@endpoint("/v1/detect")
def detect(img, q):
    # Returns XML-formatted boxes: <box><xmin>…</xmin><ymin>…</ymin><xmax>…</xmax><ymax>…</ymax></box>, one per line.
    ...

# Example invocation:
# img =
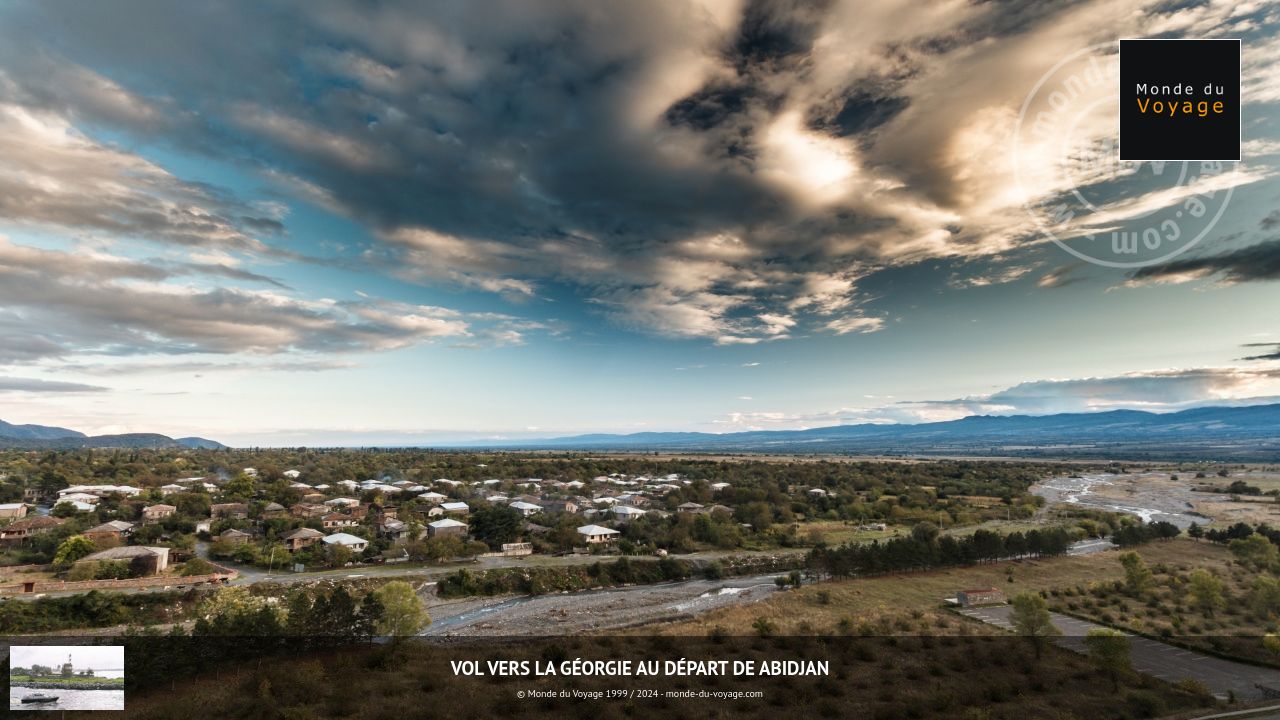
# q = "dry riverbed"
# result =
<box><xmin>423</xmin><ymin>573</ymin><xmax>783</xmax><ymax>636</ymax></box>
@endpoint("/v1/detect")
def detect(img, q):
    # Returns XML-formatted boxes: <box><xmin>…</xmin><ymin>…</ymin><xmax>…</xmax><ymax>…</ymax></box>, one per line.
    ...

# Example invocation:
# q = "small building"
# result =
<box><xmin>677</xmin><ymin>502</ymin><xmax>705</xmax><ymax>513</ymax></box>
<box><xmin>0</xmin><ymin>515</ymin><xmax>65</xmax><ymax>543</ymax></box>
<box><xmin>218</xmin><ymin>528</ymin><xmax>252</xmax><ymax>545</ymax></box>
<box><xmin>321</xmin><ymin>532</ymin><xmax>369</xmax><ymax>553</ymax></box>
<box><xmin>282</xmin><ymin>527</ymin><xmax>324</xmax><ymax>552</ymax></box>
<box><xmin>611</xmin><ymin>505</ymin><xmax>647</xmax><ymax>523</ymax></box>
<box><xmin>322</xmin><ymin>513</ymin><xmax>357</xmax><ymax>530</ymax></box>
<box><xmin>577</xmin><ymin>524</ymin><xmax>620</xmax><ymax>544</ymax></box>
<box><xmin>210</xmin><ymin>502</ymin><xmax>249</xmax><ymax>519</ymax></box>
<box><xmin>261</xmin><ymin>502</ymin><xmax>288</xmax><ymax>519</ymax></box>
<box><xmin>291</xmin><ymin>502</ymin><xmax>328</xmax><ymax>519</ymax></box>
<box><xmin>78</xmin><ymin>545</ymin><xmax>170</xmax><ymax>575</ymax></box>
<box><xmin>441</xmin><ymin>501</ymin><xmax>469</xmax><ymax>516</ymax></box>
<box><xmin>509</xmin><ymin>501</ymin><xmax>543</xmax><ymax>517</ymax></box>
<box><xmin>83</xmin><ymin>520</ymin><xmax>134</xmax><ymax>544</ymax></box>
<box><xmin>427</xmin><ymin>518</ymin><xmax>468</xmax><ymax>538</ymax></box>
<box><xmin>542</xmin><ymin>499</ymin><xmax>579</xmax><ymax>514</ymax></box>
<box><xmin>0</xmin><ymin>502</ymin><xmax>28</xmax><ymax>519</ymax></box>
<box><xmin>956</xmin><ymin>587</ymin><xmax>1006</xmax><ymax>607</ymax></box>
<box><xmin>142</xmin><ymin>504</ymin><xmax>177</xmax><ymax>522</ymax></box>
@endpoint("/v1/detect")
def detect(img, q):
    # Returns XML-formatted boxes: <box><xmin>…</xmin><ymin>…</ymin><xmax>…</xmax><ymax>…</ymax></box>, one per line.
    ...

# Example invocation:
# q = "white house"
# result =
<box><xmin>577</xmin><ymin>524</ymin><xmax>620</xmax><ymax>544</ymax></box>
<box><xmin>283</xmin><ymin>470</ymin><xmax>302</xmax><ymax>479</ymax></box>
<box><xmin>321</xmin><ymin>533</ymin><xmax>369</xmax><ymax>553</ymax></box>
<box><xmin>160</xmin><ymin>483</ymin><xmax>185</xmax><ymax>495</ymax></box>
<box><xmin>324</xmin><ymin>497</ymin><xmax>361</xmax><ymax>509</ymax></box>
<box><xmin>441</xmin><ymin>501</ymin><xmax>469</xmax><ymax>515</ymax></box>
<box><xmin>612</xmin><ymin>505</ymin><xmax>647</xmax><ymax>522</ymax></box>
<box><xmin>419</xmin><ymin>492</ymin><xmax>447</xmax><ymax>504</ymax></box>
<box><xmin>509</xmin><ymin>501</ymin><xmax>543</xmax><ymax>517</ymax></box>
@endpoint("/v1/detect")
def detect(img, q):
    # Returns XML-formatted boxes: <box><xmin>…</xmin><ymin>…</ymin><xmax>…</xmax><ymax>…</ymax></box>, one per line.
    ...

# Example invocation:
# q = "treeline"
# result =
<box><xmin>807</xmin><ymin>527</ymin><xmax>1076</xmax><ymax>579</ymax></box>
<box><xmin>436</xmin><ymin>556</ymin><xmax>694</xmax><ymax>598</ymax></box>
<box><xmin>0</xmin><ymin>589</ymin><xmax>193</xmax><ymax>633</ymax></box>
<box><xmin>1112</xmin><ymin>521</ymin><xmax>1181</xmax><ymax>547</ymax></box>
<box><xmin>1197</xmin><ymin>521</ymin><xmax>1280</xmax><ymax>545</ymax></box>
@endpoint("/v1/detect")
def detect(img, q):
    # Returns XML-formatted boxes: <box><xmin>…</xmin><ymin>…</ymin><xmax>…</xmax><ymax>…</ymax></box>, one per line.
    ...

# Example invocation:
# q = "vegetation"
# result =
<box><xmin>1010</xmin><ymin>592</ymin><xmax>1060</xmax><ymax>659</ymax></box>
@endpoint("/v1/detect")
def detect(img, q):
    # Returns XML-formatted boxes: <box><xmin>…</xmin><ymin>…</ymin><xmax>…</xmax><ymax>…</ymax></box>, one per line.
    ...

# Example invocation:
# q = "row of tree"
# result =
<box><xmin>806</xmin><ymin>526</ymin><xmax>1077</xmax><ymax>578</ymax></box>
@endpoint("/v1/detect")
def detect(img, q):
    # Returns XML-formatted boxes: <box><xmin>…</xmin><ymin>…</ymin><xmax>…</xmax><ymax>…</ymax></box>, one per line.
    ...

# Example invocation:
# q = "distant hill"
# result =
<box><xmin>0</xmin><ymin>419</ymin><xmax>84</xmax><ymax>441</ymax></box>
<box><xmin>454</xmin><ymin>403</ymin><xmax>1280</xmax><ymax>461</ymax></box>
<box><xmin>0</xmin><ymin>420</ymin><xmax>226</xmax><ymax>450</ymax></box>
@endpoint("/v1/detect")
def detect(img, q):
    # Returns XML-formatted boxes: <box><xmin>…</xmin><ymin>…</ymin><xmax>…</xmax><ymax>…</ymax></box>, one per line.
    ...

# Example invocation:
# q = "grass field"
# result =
<box><xmin>10</xmin><ymin>674</ymin><xmax>125</xmax><ymax>685</ymax></box>
<box><xmin>648</xmin><ymin>539</ymin><xmax>1228</xmax><ymax>637</ymax></box>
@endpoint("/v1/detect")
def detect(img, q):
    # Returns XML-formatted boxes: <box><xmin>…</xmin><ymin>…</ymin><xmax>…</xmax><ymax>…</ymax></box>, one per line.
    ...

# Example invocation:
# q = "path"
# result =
<box><xmin>959</xmin><ymin>604</ymin><xmax>1280</xmax><ymax>700</ymax></box>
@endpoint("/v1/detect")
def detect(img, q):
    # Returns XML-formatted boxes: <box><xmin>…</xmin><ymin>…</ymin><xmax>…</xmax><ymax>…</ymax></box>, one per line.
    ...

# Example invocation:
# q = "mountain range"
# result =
<box><xmin>5</xmin><ymin>404</ymin><xmax>1280</xmax><ymax>459</ymax></box>
<box><xmin>0</xmin><ymin>419</ymin><xmax>224</xmax><ymax>450</ymax></box>
<box><xmin>454</xmin><ymin>403</ymin><xmax>1280</xmax><ymax>461</ymax></box>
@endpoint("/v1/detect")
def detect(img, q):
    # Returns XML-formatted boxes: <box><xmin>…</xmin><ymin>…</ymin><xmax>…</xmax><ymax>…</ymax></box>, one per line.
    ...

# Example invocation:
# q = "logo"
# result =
<box><xmin>1013</xmin><ymin>43</ymin><xmax>1237</xmax><ymax>268</ymax></box>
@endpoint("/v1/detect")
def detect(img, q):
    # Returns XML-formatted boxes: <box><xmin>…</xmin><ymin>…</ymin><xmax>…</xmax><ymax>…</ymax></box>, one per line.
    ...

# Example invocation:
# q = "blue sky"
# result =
<box><xmin>1</xmin><ymin>0</ymin><xmax>1279</xmax><ymax>446</ymax></box>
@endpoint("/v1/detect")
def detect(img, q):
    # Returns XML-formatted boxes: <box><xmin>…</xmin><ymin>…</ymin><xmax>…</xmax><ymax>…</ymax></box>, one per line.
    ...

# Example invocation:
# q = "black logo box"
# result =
<box><xmin>1119</xmin><ymin>38</ymin><xmax>1240</xmax><ymax>161</ymax></box>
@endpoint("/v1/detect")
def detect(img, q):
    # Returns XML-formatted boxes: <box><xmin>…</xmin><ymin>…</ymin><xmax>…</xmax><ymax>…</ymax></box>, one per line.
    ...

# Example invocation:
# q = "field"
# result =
<box><xmin>646</xmin><ymin>540</ymin><xmax>1228</xmax><ymax>637</ymax></box>
<box><xmin>1042</xmin><ymin>542</ymin><xmax>1280</xmax><ymax>666</ymax></box>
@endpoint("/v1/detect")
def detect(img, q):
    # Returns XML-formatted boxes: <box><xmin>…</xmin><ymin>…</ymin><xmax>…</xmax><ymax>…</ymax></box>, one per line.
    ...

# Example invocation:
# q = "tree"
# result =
<box><xmin>1084</xmin><ymin>628</ymin><xmax>1131</xmax><ymax>692</ymax></box>
<box><xmin>1188</xmin><ymin>569</ymin><xmax>1225</xmax><ymax>615</ymax></box>
<box><xmin>53</xmin><ymin>535</ymin><xmax>96</xmax><ymax>567</ymax></box>
<box><xmin>911</xmin><ymin>521</ymin><xmax>939</xmax><ymax>544</ymax></box>
<box><xmin>1251</xmin><ymin>576</ymin><xmax>1280</xmax><ymax>618</ymax></box>
<box><xmin>373</xmin><ymin>580</ymin><xmax>431</xmax><ymax>636</ymax></box>
<box><xmin>1119</xmin><ymin>552</ymin><xmax>1153</xmax><ymax>595</ymax></box>
<box><xmin>468</xmin><ymin>505</ymin><xmax>523</xmax><ymax>550</ymax></box>
<box><xmin>1010</xmin><ymin>592</ymin><xmax>1060</xmax><ymax>660</ymax></box>
<box><xmin>1188</xmin><ymin>523</ymin><xmax>1204</xmax><ymax>540</ymax></box>
<box><xmin>1230</xmin><ymin>534</ymin><xmax>1278</xmax><ymax>571</ymax></box>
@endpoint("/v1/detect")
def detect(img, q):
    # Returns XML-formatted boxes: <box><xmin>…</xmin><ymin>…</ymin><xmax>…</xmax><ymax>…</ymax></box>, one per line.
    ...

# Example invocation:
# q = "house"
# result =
<box><xmin>159</xmin><ymin>484</ymin><xmax>185</xmax><ymax>496</ymax></box>
<box><xmin>418</xmin><ymin>491</ymin><xmax>448</xmax><ymax>504</ymax></box>
<box><xmin>509</xmin><ymin>501</ymin><xmax>543</xmax><ymax>517</ymax></box>
<box><xmin>0</xmin><ymin>502</ymin><xmax>28</xmax><ymax>520</ymax></box>
<box><xmin>78</xmin><ymin>545</ymin><xmax>170</xmax><ymax>575</ymax></box>
<box><xmin>808</xmin><ymin>488</ymin><xmax>829</xmax><ymax>497</ymax></box>
<box><xmin>441</xmin><ymin>501</ymin><xmax>469</xmax><ymax>516</ymax></box>
<box><xmin>380</xmin><ymin>518</ymin><xmax>411</xmax><ymax>543</ymax></box>
<box><xmin>261</xmin><ymin>502</ymin><xmax>287</xmax><ymax>519</ymax></box>
<box><xmin>322</xmin><ymin>532</ymin><xmax>369</xmax><ymax>553</ymax></box>
<box><xmin>283</xmin><ymin>470</ymin><xmax>302</xmax><ymax>479</ymax></box>
<box><xmin>282</xmin><ymin>527</ymin><xmax>324</xmax><ymax>552</ymax></box>
<box><xmin>324</xmin><ymin>497</ymin><xmax>360</xmax><ymax>510</ymax></box>
<box><xmin>56</xmin><ymin>492</ymin><xmax>101</xmax><ymax>507</ymax></box>
<box><xmin>218</xmin><ymin>528</ymin><xmax>252</xmax><ymax>545</ymax></box>
<box><xmin>542</xmin><ymin>499</ymin><xmax>579</xmax><ymax>514</ymax></box>
<box><xmin>142</xmin><ymin>504</ymin><xmax>177</xmax><ymax>522</ymax></box>
<box><xmin>427</xmin><ymin>518</ymin><xmax>468</xmax><ymax>538</ymax></box>
<box><xmin>677</xmin><ymin>502</ymin><xmax>705</xmax><ymax>514</ymax></box>
<box><xmin>0</xmin><ymin>515</ymin><xmax>65</xmax><ymax>543</ymax></box>
<box><xmin>611</xmin><ymin>505</ymin><xmax>647</xmax><ymax>523</ymax></box>
<box><xmin>710</xmin><ymin>482</ymin><xmax>731</xmax><ymax>492</ymax></box>
<box><xmin>956</xmin><ymin>587</ymin><xmax>1006</xmax><ymax>607</ymax></box>
<box><xmin>577</xmin><ymin>524</ymin><xmax>620</xmax><ymax>544</ymax></box>
<box><xmin>83</xmin><ymin>520</ymin><xmax>134</xmax><ymax>544</ymax></box>
<box><xmin>210</xmin><ymin>502</ymin><xmax>249</xmax><ymax>519</ymax></box>
<box><xmin>58</xmin><ymin>484</ymin><xmax>141</xmax><ymax>498</ymax></box>
<box><xmin>291</xmin><ymin>503</ymin><xmax>327</xmax><ymax>519</ymax></box>
<box><xmin>322</xmin><ymin>513</ymin><xmax>357</xmax><ymax>530</ymax></box>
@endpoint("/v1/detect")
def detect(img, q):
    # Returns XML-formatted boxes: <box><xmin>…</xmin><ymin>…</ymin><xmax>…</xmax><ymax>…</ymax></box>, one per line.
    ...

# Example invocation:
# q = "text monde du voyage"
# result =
<box><xmin>1134</xmin><ymin>82</ymin><xmax>1229</xmax><ymax>118</ymax></box>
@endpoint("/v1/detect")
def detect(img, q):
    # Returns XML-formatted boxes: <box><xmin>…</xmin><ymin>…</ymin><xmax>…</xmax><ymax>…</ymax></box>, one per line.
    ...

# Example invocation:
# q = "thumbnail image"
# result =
<box><xmin>9</xmin><ymin>646</ymin><xmax>124</xmax><ymax>711</ymax></box>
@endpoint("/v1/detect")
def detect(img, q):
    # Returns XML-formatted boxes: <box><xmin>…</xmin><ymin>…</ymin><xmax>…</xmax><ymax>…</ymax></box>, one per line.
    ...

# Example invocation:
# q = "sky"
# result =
<box><xmin>10</xmin><ymin>645</ymin><xmax>124</xmax><ymax>672</ymax></box>
<box><xmin>1</xmin><ymin>0</ymin><xmax>1280</xmax><ymax>446</ymax></box>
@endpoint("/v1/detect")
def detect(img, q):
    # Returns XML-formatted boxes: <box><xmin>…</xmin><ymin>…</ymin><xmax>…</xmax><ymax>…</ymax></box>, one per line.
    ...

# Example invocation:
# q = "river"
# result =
<box><xmin>10</xmin><ymin>686</ymin><xmax>124</xmax><ymax>711</ymax></box>
<box><xmin>1032</xmin><ymin>473</ymin><xmax>1205</xmax><ymax>529</ymax></box>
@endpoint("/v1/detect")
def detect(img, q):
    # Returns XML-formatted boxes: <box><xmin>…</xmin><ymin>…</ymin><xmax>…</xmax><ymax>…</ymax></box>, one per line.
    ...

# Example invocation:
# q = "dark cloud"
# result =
<box><xmin>1241</xmin><ymin>343</ymin><xmax>1280</xmax><ymax>361</ymax></box>
<box><xmin>0</xmin><ymin>377</ymin><xmax>107</xmax><ymax>393</ymax></box>
<box><xmin>1129</xmin><ymin>239</ymin><xmax>1280</xmax><ymax>284</ymax></box>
